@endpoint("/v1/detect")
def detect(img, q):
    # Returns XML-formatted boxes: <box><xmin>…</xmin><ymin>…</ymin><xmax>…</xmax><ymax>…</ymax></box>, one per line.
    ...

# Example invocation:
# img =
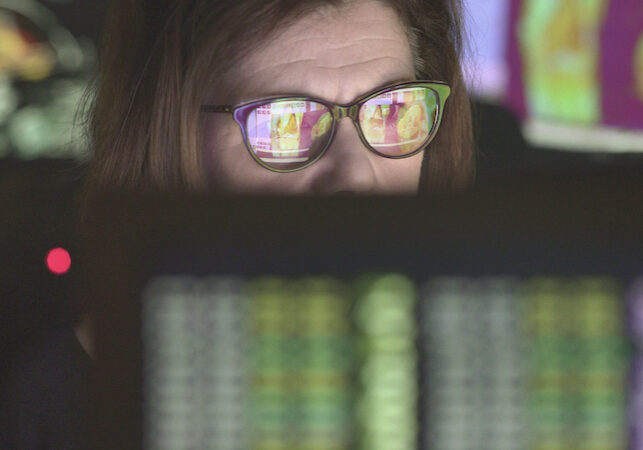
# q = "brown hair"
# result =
<box><xmin>82</xmin><ymin>0</ymin><xmax>473</xmax><ymax>198</ymax></box>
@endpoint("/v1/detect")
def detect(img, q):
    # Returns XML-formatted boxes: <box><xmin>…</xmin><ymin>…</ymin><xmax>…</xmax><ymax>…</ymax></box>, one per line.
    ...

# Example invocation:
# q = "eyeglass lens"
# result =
<box><xmin>359</xmin><ymin>87</ymin><xmax>438</xmax><ymax>156</ymax></box>
<box><xmin>244</xmin><ymin>86</ymin><xmax>439</xmax><ymax>171</ymax></box>
<box><xmin>246</xmin><ymin>100</ymin><xmax>332</xmax><ymax>171</ymax></box>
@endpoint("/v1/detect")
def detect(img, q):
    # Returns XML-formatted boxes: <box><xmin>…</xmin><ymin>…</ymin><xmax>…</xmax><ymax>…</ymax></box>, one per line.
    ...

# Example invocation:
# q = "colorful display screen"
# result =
<box><xmin>142</xmin><ymin>274</ymin><xmax>642</xmax><ymax>449</ymax></box>
<box><xmin>463</xmin><ymin>0</ymin><xmax>643</xmax><ymax>153</ymax></box>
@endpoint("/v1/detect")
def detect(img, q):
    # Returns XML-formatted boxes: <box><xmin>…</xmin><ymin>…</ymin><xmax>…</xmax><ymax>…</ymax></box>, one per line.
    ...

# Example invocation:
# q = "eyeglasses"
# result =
<box><xmin>201</xmin><ymin>81</ymin><xmax>451</xmax><ymax>173</ymax></box>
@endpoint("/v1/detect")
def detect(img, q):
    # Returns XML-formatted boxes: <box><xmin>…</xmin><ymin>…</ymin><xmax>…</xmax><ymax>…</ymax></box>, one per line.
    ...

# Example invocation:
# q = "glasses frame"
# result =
<box><xmin>201</xmin><ymin>80</ymin><xmax>451</xmax><ymax>173</ymax></box>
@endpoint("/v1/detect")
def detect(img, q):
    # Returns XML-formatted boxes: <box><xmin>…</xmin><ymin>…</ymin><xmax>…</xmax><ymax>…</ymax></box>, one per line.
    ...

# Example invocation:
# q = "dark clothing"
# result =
<box><xmin>0</xmin><ymin>327</ymin><xmax>91</xmax><ymax>450</ymax></box>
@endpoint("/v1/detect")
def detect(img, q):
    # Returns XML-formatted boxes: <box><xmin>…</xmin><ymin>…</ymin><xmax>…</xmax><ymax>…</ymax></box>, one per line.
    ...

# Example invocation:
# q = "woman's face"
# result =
<box><xmin>202</xmin><ymin>0</ymin><xmax>421</xmax><ymax>194</ymax></box>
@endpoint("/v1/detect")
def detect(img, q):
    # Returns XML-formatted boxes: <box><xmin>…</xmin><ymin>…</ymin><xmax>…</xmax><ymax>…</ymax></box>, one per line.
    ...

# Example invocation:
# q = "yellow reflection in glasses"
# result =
<box><xmin>397</xmin><ymin>104</ymin><xmax>427</xmax><ymax>141</ymax></box>
<box><xmin>270</xmin><ymin>107</ymin><xmax>303</xmax><ymax>154</ymax></box>
<box><xmin>311</xmin><ymin>112</ymin><xmax>332</xmax><ymax>140</ymax></box>
<box><xmin>362</xmin><ymin>104</ymin><xmax>390</xmax><ymax>144</ymax></box>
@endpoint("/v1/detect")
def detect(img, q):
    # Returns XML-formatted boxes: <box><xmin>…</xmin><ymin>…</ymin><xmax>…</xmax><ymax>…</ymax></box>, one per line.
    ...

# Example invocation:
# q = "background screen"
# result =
<box><xmin>463</xmin><ymin>0</ymin><xmax>643</xmax><ymax>153</ymax></box>
<box><xmin>0</xmin><ymin>0</ymin><xmax>103</xmax><ymax>160</ymax></box>
<box><xmin>142</xmin><ymin>274</ymin><xmax>642</xmax><ymax>449</ymax></box>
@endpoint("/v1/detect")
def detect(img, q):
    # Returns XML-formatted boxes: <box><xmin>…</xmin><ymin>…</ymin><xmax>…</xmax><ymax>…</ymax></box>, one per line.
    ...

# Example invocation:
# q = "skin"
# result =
<box><xmin>202</xmin><ymin>0</ymin><xmax>422</xmax><ymax>194</ymax></box>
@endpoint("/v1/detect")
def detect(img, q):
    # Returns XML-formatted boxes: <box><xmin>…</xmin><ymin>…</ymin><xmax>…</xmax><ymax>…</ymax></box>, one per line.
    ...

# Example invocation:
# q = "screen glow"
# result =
<box><xmin>142</xmin><ymin>274</ymin><xmax>640</xmax><ymax>449</ymax></box>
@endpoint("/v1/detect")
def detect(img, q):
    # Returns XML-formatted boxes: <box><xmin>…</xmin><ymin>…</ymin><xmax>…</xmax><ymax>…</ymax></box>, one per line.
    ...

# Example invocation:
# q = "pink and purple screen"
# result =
<box><xmin>463</xmin><ymin>0</ymin><xmax>643</xmax><ymax>152</ymax></box>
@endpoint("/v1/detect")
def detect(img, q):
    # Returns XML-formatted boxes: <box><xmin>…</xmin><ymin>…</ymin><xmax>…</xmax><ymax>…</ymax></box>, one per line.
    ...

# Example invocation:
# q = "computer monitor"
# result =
<box><xmin>462</xmin><ymin>0</ymin><xmax>643</xmax><ymax>154</ymax></box>
<box><xmin>83</xmin><ymin>177</ymin><xmax>643</xmax><ymax>449</ymax></box>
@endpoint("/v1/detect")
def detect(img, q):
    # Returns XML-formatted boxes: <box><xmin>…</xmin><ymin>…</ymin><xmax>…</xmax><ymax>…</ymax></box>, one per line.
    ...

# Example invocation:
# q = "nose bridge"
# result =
<box><xmin>307</xmin><ymin>103</ymin><xmax>376</xmax><ymax>194</ymax></box>
<box><xmin>332</xmin><ymin>105</ymin><xmax>359</xmax><ymax>121</ymax></box>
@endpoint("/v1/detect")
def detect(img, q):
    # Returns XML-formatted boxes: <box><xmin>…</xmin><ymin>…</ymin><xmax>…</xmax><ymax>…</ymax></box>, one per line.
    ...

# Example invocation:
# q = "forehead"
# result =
<box><xmin>220</xmin><ymin>0</ymin><xmax>416</xmax><ymax>104</ymax></box>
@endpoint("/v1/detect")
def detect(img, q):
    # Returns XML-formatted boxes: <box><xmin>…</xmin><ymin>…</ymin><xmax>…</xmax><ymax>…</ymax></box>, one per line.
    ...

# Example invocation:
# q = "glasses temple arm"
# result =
<box><xmin>201</xmin><ymin>105</ymin><xmax>233</xmax><ymax>113</ymax></box>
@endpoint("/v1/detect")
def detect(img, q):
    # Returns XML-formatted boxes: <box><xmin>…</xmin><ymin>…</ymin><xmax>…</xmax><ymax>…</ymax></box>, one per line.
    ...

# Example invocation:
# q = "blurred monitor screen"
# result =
<box><xmin>85</xmin><ymin>188</ymin><xmax>643</xmax><ymax>449</ymax></box>
<box><xmin>141</xmin><ymin>274</ymin><xmax>640</xmax><ymax>450</ymax></box>
<box><xmin>0</xmin><ymin>0</ymin><xmax>101</xmax><ymax>160</ymax></box>
<box><xmin>462</xmin><ymin>0</ymin><xmax>512</xmax><ymax>100</ymax></box>
<box><xmin>462</xmin><ymin>0</ymin><xmax>643</xmax><ymax>154</ymax></box>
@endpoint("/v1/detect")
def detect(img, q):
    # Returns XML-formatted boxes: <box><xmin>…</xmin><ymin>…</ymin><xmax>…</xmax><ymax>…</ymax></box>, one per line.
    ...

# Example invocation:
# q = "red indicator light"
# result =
<box><xmin>46</xmin><ymin>248</ymin><xmax>71</xmax><ymax>275</ymax></box>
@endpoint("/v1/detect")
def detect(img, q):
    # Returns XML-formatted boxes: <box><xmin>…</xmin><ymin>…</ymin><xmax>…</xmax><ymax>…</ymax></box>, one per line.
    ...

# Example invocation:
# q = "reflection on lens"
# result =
<box><xmin>271</xmin><ymin>110</ymin><xmax>301</xmax><ymax>151</ymax></box>
<box><xmin>359</xmin><ymin>87</ymin><xmax>438</xmax><ymax>156</ymax></box>
<box><xmin>245</xmin><ymin>100</ymin><xmax>332</xmax><ymax>170</ymax></box>
<box><xmin>397</xmin><ymin>104</ymin><xmax>425</xmax><ymax>141</ymax></box>
<box><xmin>361</xmin><ymin>105</ymin><xmax>390</xmax><ymax>144</ymax></box>
<box><xmin>311</xmin><ymin>112</ymin><xmax>332</xmax><ymax>140</ymax></box>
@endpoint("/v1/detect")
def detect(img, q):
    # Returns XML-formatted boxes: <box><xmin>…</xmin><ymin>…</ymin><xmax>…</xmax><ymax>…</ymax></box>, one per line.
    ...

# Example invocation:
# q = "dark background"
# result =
<box><xmin>0</xmin><ymin>0</ymin><xmax>106</xmax><ymax>372</ymax></box>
